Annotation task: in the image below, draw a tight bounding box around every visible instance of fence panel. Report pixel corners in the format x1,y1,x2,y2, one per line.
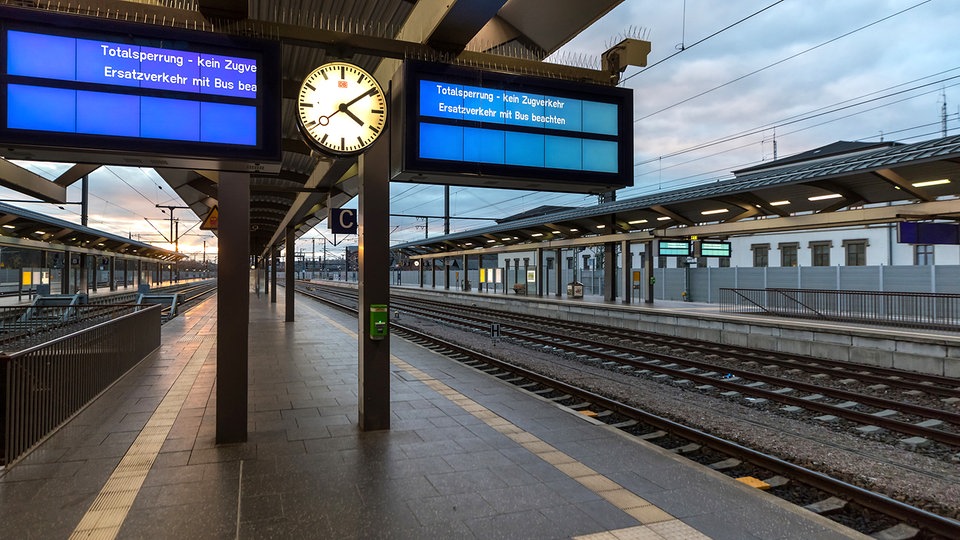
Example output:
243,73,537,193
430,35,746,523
1,305,160,466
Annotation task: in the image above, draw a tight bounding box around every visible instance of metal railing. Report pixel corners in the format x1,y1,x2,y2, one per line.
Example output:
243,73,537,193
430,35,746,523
719,288,960,331
1,304,161,466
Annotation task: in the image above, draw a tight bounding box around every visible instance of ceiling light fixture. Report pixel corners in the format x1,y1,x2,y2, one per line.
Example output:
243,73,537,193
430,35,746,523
628,219,648,225
912,178,951,188
700,208,728,215
807,193,843,201
769,200,790,206
656,216,671,221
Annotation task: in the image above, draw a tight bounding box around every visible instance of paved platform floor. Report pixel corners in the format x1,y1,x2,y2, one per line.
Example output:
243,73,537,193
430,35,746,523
0,292,865,539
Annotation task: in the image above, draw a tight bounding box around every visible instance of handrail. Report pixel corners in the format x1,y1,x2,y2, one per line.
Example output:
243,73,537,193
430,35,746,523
1,304,161,466
720,288,960,331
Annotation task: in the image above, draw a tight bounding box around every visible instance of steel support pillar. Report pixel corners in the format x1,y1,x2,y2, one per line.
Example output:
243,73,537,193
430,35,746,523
645,241,656,304
62,252,71,294
461,254,468,290
418,260,424,288
216,171,249,444
444,258,450,289
536,248,544,296
554,249,562,297
603,243,616,301
621,240,631,304
271,246,278,304
358,136,390,431
285,227,295,322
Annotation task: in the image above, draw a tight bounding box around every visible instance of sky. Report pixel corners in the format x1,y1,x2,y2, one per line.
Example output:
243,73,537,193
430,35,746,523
2,0,957,261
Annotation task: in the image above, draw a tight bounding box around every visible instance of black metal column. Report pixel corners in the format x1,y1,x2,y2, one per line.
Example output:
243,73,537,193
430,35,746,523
555,249,563,297
603,243,616,301
271,246,278,304
62,251,71,294
358,136,390,431
109,257,116,291
536,248,544,296
216,171,249,444
444,258,450,289
645,241,656,304
621,240,632,304
285,228,295,322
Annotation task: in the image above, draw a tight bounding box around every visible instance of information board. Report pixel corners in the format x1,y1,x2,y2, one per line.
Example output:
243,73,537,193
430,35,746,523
0,7,281,172
699,241,731,257
898,222,960,245
658,241,692,257
392,60,633,194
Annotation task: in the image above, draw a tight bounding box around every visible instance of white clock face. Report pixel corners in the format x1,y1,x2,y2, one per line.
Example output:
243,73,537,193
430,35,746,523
296,62,387,156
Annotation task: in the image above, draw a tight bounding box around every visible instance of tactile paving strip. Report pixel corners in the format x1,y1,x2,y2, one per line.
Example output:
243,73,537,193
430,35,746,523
70,338,212,540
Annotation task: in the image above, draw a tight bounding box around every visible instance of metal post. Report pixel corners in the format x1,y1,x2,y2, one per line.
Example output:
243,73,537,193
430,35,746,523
109,256,117,291
645,241,656,304
536,248,544,296
216,171,249,444
285,227,295,322
358,135,390,431
271,246,278,304
555,248,562,297
621,240,631,304
603,242,616,301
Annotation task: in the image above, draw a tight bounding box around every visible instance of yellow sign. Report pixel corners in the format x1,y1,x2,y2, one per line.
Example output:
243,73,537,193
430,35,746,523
200,205,219,230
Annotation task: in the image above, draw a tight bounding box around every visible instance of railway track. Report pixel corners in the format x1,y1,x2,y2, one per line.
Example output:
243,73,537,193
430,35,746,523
296,281,960,539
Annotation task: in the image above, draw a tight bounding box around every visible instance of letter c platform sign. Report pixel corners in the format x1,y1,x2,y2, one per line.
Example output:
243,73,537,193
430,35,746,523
330,208,358,234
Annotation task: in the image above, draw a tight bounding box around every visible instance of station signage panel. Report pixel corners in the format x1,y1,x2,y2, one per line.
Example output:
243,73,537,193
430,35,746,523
392,60,633,194
699,241,731,257
0,7,282,172
658,241,692,257
898,222,960,245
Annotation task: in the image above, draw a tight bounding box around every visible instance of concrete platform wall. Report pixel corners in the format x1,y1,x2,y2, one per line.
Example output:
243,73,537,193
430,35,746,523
396,288,960,378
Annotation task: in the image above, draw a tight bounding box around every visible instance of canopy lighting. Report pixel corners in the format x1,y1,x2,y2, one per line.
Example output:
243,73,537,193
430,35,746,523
769,200,791,206
701,208,728,215
531,233,543,237
656,216,671,221
912,178,950,188
808,193,843,201
628,219,648,225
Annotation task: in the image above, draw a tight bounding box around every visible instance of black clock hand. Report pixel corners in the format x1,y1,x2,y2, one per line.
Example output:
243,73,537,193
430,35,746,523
338,104,364,126
342,87,377,110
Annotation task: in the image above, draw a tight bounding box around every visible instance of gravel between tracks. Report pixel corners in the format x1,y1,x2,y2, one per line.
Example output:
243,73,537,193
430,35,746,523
402,316,960,521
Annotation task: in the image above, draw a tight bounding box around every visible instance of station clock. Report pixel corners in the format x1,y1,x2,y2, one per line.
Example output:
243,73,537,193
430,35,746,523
296,62,388,156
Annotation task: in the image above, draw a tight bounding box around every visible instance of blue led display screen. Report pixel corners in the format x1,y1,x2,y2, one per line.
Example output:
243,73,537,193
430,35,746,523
0,8,281,170
395,60,633,193
898,222,960,245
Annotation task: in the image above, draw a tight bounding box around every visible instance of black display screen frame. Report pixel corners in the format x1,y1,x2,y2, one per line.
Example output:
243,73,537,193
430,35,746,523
0,7,282,172
394,60,634,194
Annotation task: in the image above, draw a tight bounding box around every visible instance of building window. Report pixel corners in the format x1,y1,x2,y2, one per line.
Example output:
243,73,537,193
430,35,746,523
810,241,831,266
658,256,667,269
566,257,574,270
751,244,769,267
915,244,934,266
779,243,798,267
719,257,730,268
843,239,867,266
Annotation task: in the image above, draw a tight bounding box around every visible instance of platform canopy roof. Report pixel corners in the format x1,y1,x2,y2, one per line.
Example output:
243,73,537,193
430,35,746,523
0,201,183,261
394,135,960,257
0,0,631,258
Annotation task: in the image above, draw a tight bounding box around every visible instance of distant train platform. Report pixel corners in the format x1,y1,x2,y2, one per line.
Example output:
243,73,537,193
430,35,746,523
0,291,866,539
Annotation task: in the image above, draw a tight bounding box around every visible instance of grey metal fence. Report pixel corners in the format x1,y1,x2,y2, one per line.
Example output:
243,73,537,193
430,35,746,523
719,288,960,330
1,304,161,466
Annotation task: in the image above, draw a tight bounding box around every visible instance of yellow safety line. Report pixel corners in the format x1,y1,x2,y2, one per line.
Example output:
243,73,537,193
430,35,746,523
315,310,708,538
70,335,213,540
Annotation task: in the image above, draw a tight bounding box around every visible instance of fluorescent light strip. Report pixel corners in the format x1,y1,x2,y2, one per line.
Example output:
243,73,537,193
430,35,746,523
808,193,843,201
701,208,728,215
628,219,648,225
769,200,790,206
912,178,950,188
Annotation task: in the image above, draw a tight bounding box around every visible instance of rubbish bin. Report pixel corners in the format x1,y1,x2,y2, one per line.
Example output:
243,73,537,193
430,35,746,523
566,281,584,298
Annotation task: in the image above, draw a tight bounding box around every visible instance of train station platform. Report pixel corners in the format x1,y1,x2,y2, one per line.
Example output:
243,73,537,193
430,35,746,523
0,292,864,539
